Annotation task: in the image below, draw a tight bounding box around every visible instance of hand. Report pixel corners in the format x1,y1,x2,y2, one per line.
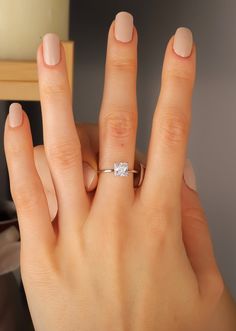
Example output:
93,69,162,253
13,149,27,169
35,123,236,331
33,123,146,220
4,12,224,331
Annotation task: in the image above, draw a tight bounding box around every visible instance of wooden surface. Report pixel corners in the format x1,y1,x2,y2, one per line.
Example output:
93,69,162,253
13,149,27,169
0,41,74,101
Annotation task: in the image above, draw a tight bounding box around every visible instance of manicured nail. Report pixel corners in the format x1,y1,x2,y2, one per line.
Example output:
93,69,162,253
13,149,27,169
115,11,134,42
83,162,97,191
46,191,58,221
183,158,197,191
173,27,193,58
43,33,60,66
9,103,23,128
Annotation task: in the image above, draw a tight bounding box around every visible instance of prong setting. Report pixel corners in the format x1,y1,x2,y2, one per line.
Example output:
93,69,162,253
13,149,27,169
114,162,129,176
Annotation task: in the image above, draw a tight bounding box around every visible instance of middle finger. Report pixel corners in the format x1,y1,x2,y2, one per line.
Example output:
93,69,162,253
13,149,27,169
37,34,90,233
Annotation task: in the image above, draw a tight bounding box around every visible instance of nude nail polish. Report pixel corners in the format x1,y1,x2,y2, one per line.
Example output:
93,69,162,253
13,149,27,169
173,27,193,58
43,33,60,66
115,11,134,42
9,103,23,128
183,158,197,191
83,162,97,191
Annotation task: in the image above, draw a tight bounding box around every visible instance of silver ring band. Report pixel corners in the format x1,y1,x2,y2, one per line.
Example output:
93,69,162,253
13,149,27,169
97,169,139,174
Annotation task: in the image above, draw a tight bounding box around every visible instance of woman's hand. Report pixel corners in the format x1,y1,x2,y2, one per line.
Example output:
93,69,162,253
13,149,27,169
33,123,146,220
35,124,236,331
4,12,224,331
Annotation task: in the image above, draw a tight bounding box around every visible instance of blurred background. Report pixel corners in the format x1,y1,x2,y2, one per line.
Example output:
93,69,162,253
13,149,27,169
0,0,236,329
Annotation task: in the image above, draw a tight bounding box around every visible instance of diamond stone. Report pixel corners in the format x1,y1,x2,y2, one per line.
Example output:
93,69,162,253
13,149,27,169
114,162,129,176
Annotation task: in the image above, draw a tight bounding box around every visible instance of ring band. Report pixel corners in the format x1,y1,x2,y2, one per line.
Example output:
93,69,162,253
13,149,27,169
97,169,139,174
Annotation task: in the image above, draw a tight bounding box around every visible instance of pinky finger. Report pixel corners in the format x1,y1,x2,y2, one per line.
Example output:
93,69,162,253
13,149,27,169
4,103,55,252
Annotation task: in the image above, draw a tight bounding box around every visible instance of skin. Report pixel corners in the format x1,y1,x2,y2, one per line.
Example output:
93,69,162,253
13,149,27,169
3,19,236,331
34,123,236,331
33,123,147,221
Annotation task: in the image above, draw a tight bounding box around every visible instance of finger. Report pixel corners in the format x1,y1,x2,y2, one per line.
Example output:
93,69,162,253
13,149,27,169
76,123,146,191
34,124,99,218
34,124,99,219
37,33,89,231
4,103,55,252
141,28,196,213
79,122,146,194
182,159,223,302
77,123,146,166
96,12,138,207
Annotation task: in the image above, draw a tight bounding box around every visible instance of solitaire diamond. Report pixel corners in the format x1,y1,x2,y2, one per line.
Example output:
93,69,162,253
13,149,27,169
114,162,129,176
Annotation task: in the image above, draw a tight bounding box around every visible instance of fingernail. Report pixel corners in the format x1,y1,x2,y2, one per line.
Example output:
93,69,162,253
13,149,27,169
173,27,193,58
43,33,60,66
9,103,23,128
115,11,134,42
46,191,58,221
183,158,197,191
83,162,97,191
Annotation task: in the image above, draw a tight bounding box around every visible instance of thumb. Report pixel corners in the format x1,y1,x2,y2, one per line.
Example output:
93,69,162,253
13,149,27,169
182,159,224,301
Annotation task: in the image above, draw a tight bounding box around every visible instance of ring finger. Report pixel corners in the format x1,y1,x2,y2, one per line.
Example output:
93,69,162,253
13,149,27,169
141,27,196,223
95,12,138,207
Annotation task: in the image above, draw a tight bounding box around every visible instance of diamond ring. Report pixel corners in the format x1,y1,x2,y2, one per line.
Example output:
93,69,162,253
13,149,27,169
97,162,146,187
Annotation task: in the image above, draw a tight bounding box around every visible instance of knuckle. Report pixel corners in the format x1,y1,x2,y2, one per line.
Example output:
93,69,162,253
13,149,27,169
109,54,137,72
47,140,81,170
7,141,24,158
164,66,194,86
21,254,58,288
41,81,66,96
138,197,177,246
12,181,43,212
183,207,206,228
148,217,169,242
143,207,173,245
159,112,189,146
102,109,137,140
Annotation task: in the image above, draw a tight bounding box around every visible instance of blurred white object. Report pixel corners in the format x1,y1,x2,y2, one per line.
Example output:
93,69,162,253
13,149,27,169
0,226,20,275
0,0,70,60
